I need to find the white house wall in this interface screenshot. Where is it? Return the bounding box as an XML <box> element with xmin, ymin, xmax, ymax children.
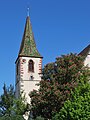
<box><xmin>84</xmin><ymin>54</ymin><xmax>90</xmax><ymax>67</ymax></box>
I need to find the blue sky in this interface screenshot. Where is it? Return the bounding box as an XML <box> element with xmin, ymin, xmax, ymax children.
<box><xmin>0</xmin><ymin>0</ymin><xmax>90</xmax><ymax>94</ymax></box>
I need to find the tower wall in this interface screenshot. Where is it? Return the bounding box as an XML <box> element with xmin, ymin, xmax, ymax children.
<box><xmin>19</xmin><ymin>57</ymin><xmax>42</xmax><ymax>81</ymax></box>
<box><xmin>15</xmin><ymin>57</ymin><xmax>42</xmax><ymax>103</ymax></box>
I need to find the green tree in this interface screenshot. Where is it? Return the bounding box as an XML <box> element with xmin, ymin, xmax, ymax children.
<box><xmin>0</xmin><ymin>84</ymin><xmax>28</xmax><ymax>119</ymax></box>
<box><xmin>29</xmin><ymin>53</ymin><xmax>88</xmax><ymax>119</ymax></box>
<box><xmin>42</xmin><ymin>53</ymin><xmax>84</xmax><ymax>84</ymax></box>
<box><xmin>0</xmin><ymin>84</ymin><xmax>15</xmax><ymax>116</ymax></box>
<box><xmin>0</xmin><ymin>115</ymin><xmax>24</xmax><ymax>120</ymax></box>
<box><xmin>53</xmin><ymin>75</ymin><xmax>90</xmax><ymax>120</ymax></box>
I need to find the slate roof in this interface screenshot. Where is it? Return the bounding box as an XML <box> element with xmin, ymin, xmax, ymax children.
<box><xmin>18</xmin><ymin>16</ymin><xmax>42</xmax><ymax>58</ymax></box>
<box><xmin>79</xmin><ymin>44</ymin><xmax>90</xmax><ymax>56</ymax></box>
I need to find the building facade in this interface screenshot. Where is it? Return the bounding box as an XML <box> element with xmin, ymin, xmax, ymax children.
<box><xmin>79</xmin><ymin>44</ymin><xmax>90</xmax><ymax>67</ymax></box>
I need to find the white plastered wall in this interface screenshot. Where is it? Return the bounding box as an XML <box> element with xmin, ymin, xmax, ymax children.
<box><xmin>84</xmin><ymin>53</ymin><xmax>90</xmax><ymax>67</ymax></box>
<box><xmin>20</xmin><ymin>57</ymin><xmax>42</xmax><ymax>81</ymax></box>
<box><xmin>15</xmin><ymin>56</ymin><xmax>42</xmax><ymax>103</ymax></box>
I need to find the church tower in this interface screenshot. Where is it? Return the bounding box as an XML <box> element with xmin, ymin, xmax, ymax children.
<box><xmin>15</xmin><ymin>13</ymin><xmax>43</xmax><ymax>103</ymax></box>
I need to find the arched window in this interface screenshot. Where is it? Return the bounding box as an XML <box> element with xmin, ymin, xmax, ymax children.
<box><xmin>28</xmin><ymin>60</ymin><xmax>34</xmax><ymax>72</ymax></box>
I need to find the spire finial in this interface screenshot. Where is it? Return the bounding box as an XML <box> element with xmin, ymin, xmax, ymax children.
<box><xmin>27</xmin><ymin>7</ymin><xmax>30</xmax><ymax>16</ymax></box>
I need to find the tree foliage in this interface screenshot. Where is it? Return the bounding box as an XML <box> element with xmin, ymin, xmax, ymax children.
<box><xmin>29</xmin><ymin>53</ymin><xmax>88</xmax><ymax>119</ymax></box>
<box><xmin>0</xmin><ymin>84</ymin><xmax>15</xmax><ymax>116</ymax></box>
<box><xmin>0</xmin><ymin>115</ymin><xmax>24</xmax><ymax>120</ymax></box>
<box><xmin>0</xmin><ymin>84</ymin><xmax>28</xmax><ymax>119</ymax></box>
<box><xmin>42</xmin><ymin>53</ymin><xmax>84</xmax><ymax>84</ymax></box>
<box><xmin>52</xmin><ymin>75</ymin><xmax>90</xmax><ymax>120</ymax></box>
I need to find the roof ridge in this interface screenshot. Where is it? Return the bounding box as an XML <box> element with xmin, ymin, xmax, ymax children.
<box><xmin>79</xmin><ymin>44</ymin><xmax>90</xmax><ymax>56</ymax></box>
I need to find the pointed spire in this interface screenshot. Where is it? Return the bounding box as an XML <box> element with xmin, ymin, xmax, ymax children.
<box><xmin>18</xmin><ymin>14</ymin><xmax>42</xmax><ymax>58</ymax></box>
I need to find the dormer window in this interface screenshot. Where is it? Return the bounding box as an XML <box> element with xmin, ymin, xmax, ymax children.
<box><xmin>28</xmin><ymin>60</ymin><xmax>34</xmax><ymax>72</ymax></box>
